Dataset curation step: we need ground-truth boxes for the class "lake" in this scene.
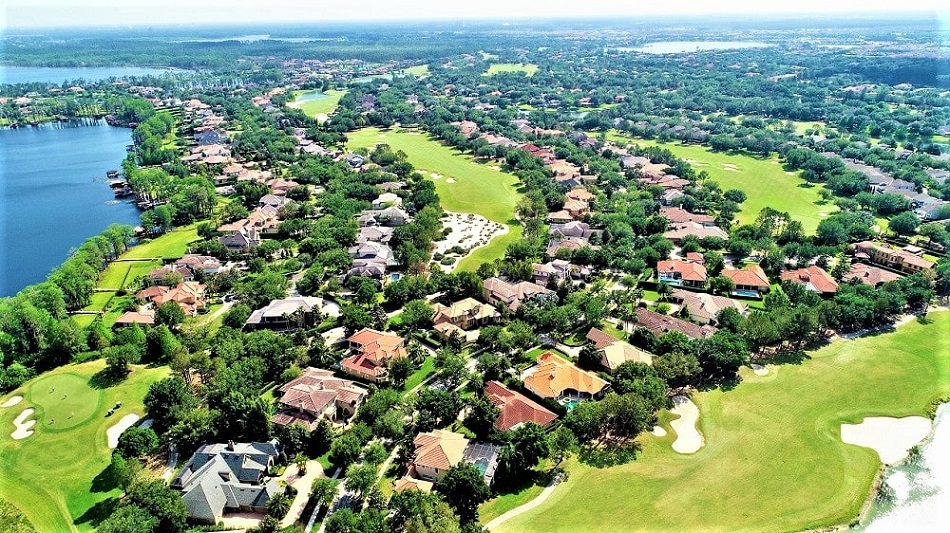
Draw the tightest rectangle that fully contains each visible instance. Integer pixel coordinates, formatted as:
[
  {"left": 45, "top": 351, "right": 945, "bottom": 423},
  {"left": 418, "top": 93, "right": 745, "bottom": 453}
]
[
  {"left": 0, "top": 121, "right": 141, "bottom": 296},
  {"left": 0, "top": 65, "right": 184, "bottom": 85},
  {"left": 620, "top": 41, "right": 770, "bottom": 54}
]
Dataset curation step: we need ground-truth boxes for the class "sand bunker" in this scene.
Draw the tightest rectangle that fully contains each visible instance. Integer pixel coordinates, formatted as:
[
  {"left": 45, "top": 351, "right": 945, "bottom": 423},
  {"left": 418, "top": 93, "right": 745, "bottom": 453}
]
[
  {"left": 445, "top": 178, "right": 456, "bottom": 183},
  {"left": 652, "top": 425, "right": 667, "bottom": 437},
  {"left": 751, "top": 364, "right": 768, "bottom": 376},
  {"left": 108, "top": 413, "right": 142, "bottom": 448},
  {"left": 840, "top": 416, "right": 932, "bottom": 465},
  {"left": 670, "top": 395, "right": 704, "bottom": 454},
  {"left": 11, "top": 408, "right": 36, "bottom": 440},
  {"left": 1, "top": 395, "right": 23, "bottom": 408},
  {"left": 429, "top": 172, "right": 442, "bottom": 180},
  {"left": 721, "top": 164, "right": 739, "bottom": 171},
  {"left": 434, "top": 212, "right": 508, "bottom": 273}
]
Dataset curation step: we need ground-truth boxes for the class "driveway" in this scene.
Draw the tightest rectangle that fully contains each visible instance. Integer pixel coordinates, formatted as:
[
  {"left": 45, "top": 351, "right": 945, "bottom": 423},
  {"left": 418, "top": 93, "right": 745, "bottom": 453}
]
[{"left": 280, "top": 460, "right": 325, "bottom": 527}]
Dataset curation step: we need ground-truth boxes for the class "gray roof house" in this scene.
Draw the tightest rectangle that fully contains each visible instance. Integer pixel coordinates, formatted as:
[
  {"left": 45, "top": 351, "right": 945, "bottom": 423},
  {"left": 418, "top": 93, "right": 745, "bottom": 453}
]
[
  {"left": 246, "top": 296, "right": 324, "bottom": 330},
  {"left": 170, "top": 441, "right": 281, "bottom": 524}
]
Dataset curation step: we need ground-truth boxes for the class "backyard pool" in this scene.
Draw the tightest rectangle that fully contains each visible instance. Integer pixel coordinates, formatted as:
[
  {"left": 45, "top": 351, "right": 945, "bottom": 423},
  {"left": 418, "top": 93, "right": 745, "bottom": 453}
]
[{"left": 732, "top": 290, "right": 761, "bottom": 298}]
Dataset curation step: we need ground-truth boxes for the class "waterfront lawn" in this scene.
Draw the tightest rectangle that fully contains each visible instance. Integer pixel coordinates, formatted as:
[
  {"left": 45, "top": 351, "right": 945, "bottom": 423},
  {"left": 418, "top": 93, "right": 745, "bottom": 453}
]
[
  {"left": 293, "top": 89, "right": 347, "bottom": 118},
  {"left": 122, "top": 225, "right": 199, "bottom": 260},
  {"left": 495, "top": 312, "right": 950, "bottom": 533},
  {"left": 82, "top": 292, "right": 115, "bottom": 313},
  {"left": 97, "top": 263, "right": 131, "bottom": 290},
  {"left": 484, "top": 63, "right": 539, "bottom": 77},
  {"left": 0, "top": 361, "right": 168, "bottom": 533},
  {"left": 604, "top": 132, "right": 837, "bottom": 233},
  {"left": 123, "top": 260, "right": 164, "bottom": 288}
]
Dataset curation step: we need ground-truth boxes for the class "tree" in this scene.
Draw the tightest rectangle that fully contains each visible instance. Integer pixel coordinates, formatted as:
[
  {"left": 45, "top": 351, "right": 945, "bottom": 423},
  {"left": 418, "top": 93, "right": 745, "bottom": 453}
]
[
  {"left": 155, "top": 301, "right": 186, "bottom": 328},
  {"left": 549, "top": 425, "right": 579, "bottom": 467},
  {"left": 708, "top": 275, "right": 735, "bottom": 295},
  {"left": 435, "top": 463, "right": 491, "bottom": 525},
  {"left": 501, "top": 422, "right": 550, "bottom": 476},
  {"left": 653, "top": 351, "right": 701, "bottom": 390},
  {"left": 266, "top": 491, "right": 292, "bottom": 519},
  {"left": 888, "top": 211, "right": 920, "bottom": 237},
  {"left": 434, "top": 349, "right": 468, "bottom": 389},
  {"left": 392, "top": 491, "right": 461, "bottom": 533},
  {"left": 126, "top": 479, "right": 188, "bottom": 533},
  {"left": 562, "top": 400, "right": 605, "bottom": 443},
  {"left": 106, "top": 344, "right": 139, "bottom": 377},
  {"left": 341, "top": 304, "right": 373, "bottom": 334},
  {"left": 400, "top": 299, "right": 434, "bottom": 332},
  {"left": 414, "top": 388, "right": 460, "bottom": 432},
  {"left": 222, "top": 304, "right": 252, "bottom": 329},
  {"left": 310, "top": 477, "right": 339, "bottom": 510},
  {"left": 325, "top": 508, "right": 360, "bottom": 533},
  {"left": 167, "top": 407, "right": 217, "bottom": 455},
  {"left": 328, "top": 433, "right": 363, "bottom": 469},
  {"left": 276, "top": 423, "right": 310, "bottom": 458},
  {"left": 115, "top": 427, "right": 160, "bottom": 459},
  {"left": 464, "top": 395, "right": 500, "bottom": 440},
  {"left": 363, "top": 441, "right": 388, "bottom": 466},
  {"left": 344, "top": 463, "right": 378, "bottom": 502},
  {"left": 97, "top": 504, "right": 158, "bottom": 533},
  {"left": 388, "top": 356, "right": 414, "bottom": 390},
  {"left": 144, "top": 377, "right": 196, "bottom": 433}
]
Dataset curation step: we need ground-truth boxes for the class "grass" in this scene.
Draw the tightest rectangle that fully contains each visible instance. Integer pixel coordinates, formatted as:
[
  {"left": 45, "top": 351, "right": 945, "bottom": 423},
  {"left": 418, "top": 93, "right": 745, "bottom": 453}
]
[
  {"left": 122, "top": 225, "right": 199, "bottom": 260},
  {"left": 398, "top": 65, "right": 429, "bottom": 76},
  {"left": 346, "top": 127, "right": 524, "bottom": 269},
  {"left": 604, "top": 131, "right": 838, "bottom": 233},
  {"left": 0, "top": 361, "right": 169, "bottom": 532},
  {"left": 291, "top": 89, "right": 348, "bottom": 118},
  {"left": 82, "top": 292, "right": 115, "bottom": 313},
  {"left": 496, "top": 311, "right": 950, "bottom": 533},
  {"left": 97, "top": 263, "right": 131, "bottom": 290},
  {"left": 484, "top": 63, "right": 539, "bottom": 77},
  {"left": 403, "top": 356, "right": 436, "bottom": 394},
  {"left": 524, "top": 347, "right": 570, "bottom": 362}
]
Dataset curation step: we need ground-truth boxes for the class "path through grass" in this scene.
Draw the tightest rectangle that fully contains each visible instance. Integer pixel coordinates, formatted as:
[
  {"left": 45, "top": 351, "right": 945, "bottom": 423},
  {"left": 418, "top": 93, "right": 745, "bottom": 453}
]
[{"left": 496, "top": 312, "right": 950, "bottom": 532}]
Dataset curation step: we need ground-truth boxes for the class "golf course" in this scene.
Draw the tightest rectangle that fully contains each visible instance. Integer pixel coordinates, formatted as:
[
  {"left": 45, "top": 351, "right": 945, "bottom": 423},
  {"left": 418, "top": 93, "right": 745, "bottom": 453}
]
[
  {"left": 495, "top": 311, "right": 950, "bottom": 533},
  {"left": 289, "top": 89, "right": 348, "bottom": 119},
  {"left": 605, "top": 131, "right": 837, "bottom": 233},
  {"left": 346, "top": 127, "right": 524, "bottom": 270},
  {"left": 484, "top": 63, "right": 539, "bottom": 77},
  {"left": 0, "top": 361, "right": 168, "bottom": 532}
]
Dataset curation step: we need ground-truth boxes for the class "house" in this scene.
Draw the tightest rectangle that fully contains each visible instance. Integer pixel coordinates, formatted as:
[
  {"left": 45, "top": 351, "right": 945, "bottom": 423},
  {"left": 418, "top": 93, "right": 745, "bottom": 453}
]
[
  {"left": 404, "top": 430, "right": 500, "bottom": 488},
  {"left": 565, "top": 188, "right": 595, "bottom": 204},
  {"left": 523, "top": 352, "right": 609, "bottom": 403},
  {"left": 851, "top": 241, "right": 935, "bottom": 274},
  {"left": 393, "top": 476, "right": 434, "bottom": 493},
  {"left": 114, "top": 310, "right": 155, "bottom": 327},
  {"left": 340, "top": 328, "right": 408, "bottom": 383},
  {"left": 634, "top": 308, "right": 717, "bottom": 340},
  {"left": 659, "top": 206, "right": 716, "bottom": 226},
  {"left": 656, "top": 259, "right": 708, "bottom": 288},
  {"left": 349, "top": 241, "right": 396, "bottom": 266},
  {"left": 531, "top": 259, "right": 591, "bottom": 286},
  {"left": 562, "top": 198, "right": 590, "bottom": 218},
  {"left": 458, "top": 120, "right": 479, "bottom": 137},
  {"left": 669, "top": 289, "right": 748, "bottom": 325},
  {"left": 258, "top": 194, "right": 291, "bottom": 210},
  {"left": 245, "top": 297, "right": 325, "bottom": 330},
  {"left": 265, "top": 178, "right": 299, "bottom": 196},
  {"left": 546, "top": 236, "right": 599, "bottom": 257},
  {"left": 546, "top": 210, "right": 575, "bottom": 224},
  {"left": 347, "top": 261, "right": 388, "bottom": 280},
  {"left": 780, "top": 266, "right": 838, "bottom": 296},
  {"left": 484, "top": 381, "right": 558, "bottom": 431},
  {"left": 585, "top": 328, "right": 654, "bottom": 372},
  {"left": 271, "top": 368, "right": 368, "bottom": 430},
  {"left": 357, "top": 226, "right": 394, "bottom": 244},
  {"left": 721, "top": 264, "right": 771, "bottom": 295},
  {"left": 375, "top": 206, "right": 410, "bottom": 227},
  {"left": 842, "top": 263, "right": 902, "bottom": 287},
  {"left": 661, "top": 189, "right": 685, "bottom": 206},
  {"left": 136, "top": 282, "right": 206, "bottom": 316},
  {"left": 148, "top": 255, "right": 221, "bottom": 283},
  {"left": 219, "top": 227, "right": 261, "bottom": 252},
  {"left": 482, "top": 277, "right": 554, "bottom": 312},
  {"left": 431, "top": 298, "right": 500, "bottom": 331},
  {"left": 170, "top": 441, "right": 281, "bottom": 524},
  {"left": 663, "top": 222, "right": 729, "bottom": 243},
  {"left": 372, "top": 192, "right": 402, "bottom": 209},
  {"left": 549, "top": 221, "right": 602, "bottom": 240}
]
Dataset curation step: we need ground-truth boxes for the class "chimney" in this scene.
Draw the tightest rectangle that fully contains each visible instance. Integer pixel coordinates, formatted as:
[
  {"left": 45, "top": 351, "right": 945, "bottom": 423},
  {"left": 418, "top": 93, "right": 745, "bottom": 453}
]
[{"left": 227, "top": 440, "right": 235, "bottom": 451}]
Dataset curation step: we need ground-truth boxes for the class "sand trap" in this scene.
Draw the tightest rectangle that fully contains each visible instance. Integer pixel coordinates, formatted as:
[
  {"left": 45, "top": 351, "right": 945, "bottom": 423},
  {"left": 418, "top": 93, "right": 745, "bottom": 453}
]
[
  {"left": 11, "top": 408, "right": 36, "bottom": 440},
  {"left": 840, "top": 416, "right": 932, "bottom": 465},
  {"left": 429, "top": 172, "right": 442, "bottom": 180},
  {"left": 652, "top": 425, "right": 667, "bottom": 437},
  {"left": 751, "top": 364, "right": 768, "bottom": 376},
  {"left": 670, "top": 395, "right": 704, "bottom": 454},
  {"left": 720, "top": 164, "right": 739, "bottom": 171},
  {"left": 433, "top": 212, "right": 508, "bottom": 272},
  {"left": 445, "top": 178, "right": 456, "bottom": 183},
  {"left": 1, "top": 395, "right": 23, "bottom": 408},
  {"left": 108, "top": 414, "right": 141, "bottom": 448}
]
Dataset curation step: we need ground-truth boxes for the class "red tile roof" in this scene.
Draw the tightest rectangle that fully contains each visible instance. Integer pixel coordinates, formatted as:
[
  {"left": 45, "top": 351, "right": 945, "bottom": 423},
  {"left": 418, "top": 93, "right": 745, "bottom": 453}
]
[
  {"left": 657, "top": 259, "right": 708, "bottom": 283},
  {"left": 485, "top": 380, "right": 558, "bottom": 431},
  {"left": 722, "top": 264, "right": 770, "bottom": 289},
  {"left": 780, "top": 266, "right": 838, "bottom": 295}
]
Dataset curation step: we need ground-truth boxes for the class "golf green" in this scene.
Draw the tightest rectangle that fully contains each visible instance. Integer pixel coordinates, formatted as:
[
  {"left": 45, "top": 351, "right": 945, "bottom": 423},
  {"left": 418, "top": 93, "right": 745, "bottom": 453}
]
[{"left": 28, "top": 373, "right": 102, "bottom": 431}]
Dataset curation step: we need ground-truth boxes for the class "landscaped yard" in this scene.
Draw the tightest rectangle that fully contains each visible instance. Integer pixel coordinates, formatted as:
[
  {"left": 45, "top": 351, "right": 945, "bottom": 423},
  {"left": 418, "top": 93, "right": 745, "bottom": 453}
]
[
  {"left": 290, "top": 89, "right": 348, "bottom": 118},
  {"left": 403, "top": 356, "right": 436, "bottom": 394},
  {"left": 484, "top": 63, "right": 539, "bottom": 77},
  {"left": 122, "top": 225, "right": 199, "bottom": 260},
  {"left": 0, "top": 361, "right": 168, "bottom": 532},
  {"left": 496, "top": 312, "right": 950, "bottom": 533},
  {"left": 604, "top": 131, "right": 837, "bottom": 233},
  {"left": 346, "top": 127, "right": 524, "bottom": 270}
]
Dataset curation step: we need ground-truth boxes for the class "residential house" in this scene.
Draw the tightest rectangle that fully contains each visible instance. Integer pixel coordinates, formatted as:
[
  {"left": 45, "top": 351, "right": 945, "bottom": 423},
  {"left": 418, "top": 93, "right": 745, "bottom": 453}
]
[
  {"left": 148, "top": 255, "right": 221, "bottom": 284},
  {"left": 721, "top": 264, "right": 771, "bottom": 296},
  {"left": 482, "top": 277, "right": 554, "bottom": 312},
  {"left": 171, "top": 441, "right": 281, "bottom": 524},
  {"left": 634, "top": 308, "right": 717, "bottom": 340},
  {"left": 245, "top": 297, "right": 325, "bottom": 330},
  {"left": 347, "top": 261, "right": 387, "bottom": 280},
  {"left": 661, "top": 189, "right": 685, "bottom": 206},
  {"left": 562, "top": 198, "right": 590, "bottom": 219},
  {"left": 219, "top": 227, "right": 261, "bottom": 253},
  {"left": 663, "top": 222, "right": 729, "bottom": 243},
  {"left": 431, "top": 297, "right": 500, "bottom": 332},
  {"left": 852, "top": 241, "right": 935, "bottom": 274},
  {"left": 531, "top": 259, "right": 591, "bottom": 287},
  {"left": 265, "top": 178, "right": 299, "bottom": 196},
  {"left": 349, "top": 241, "right": 396, "bottom": 267},
  {"left": 114, "top": 310, "right": 155, "bottom": 327},
  {"left": 375, "top": 206, "right": 410, "bottom": 227},
  {"left": 546, "top": 210, "right": 575, "bottom": 224},
  {"left": 136, "top": 282, "right": 206, "bottom": 316},
  {"left": 372, "top": 192, "right": 402, "bottom": 209},
  {"left": 659, "top": 206, "right": 716, "bottom": 226},
  {"left": 842, "top": 263, "right": 902, "bottom": 287},
  {"left": 586, "top": 328, "right": 654, "bottom": 372},
  {"left": 458, "top": 120, "right": 479, "bottom": 137},
  {"left": 656, "top": 259, "right": 708, "bottom": 289},
  {"left": 340, "top": 328, "right": 408, "bottom": 383},
  {"left": 780, "top": 266, "right": 839, "bottom": 296},
  {"left": 357, "top": 226, "right": 394, "bottom": 244},
  {"left": 484, "top": 380, "right": 558, "bottom": 431},
  {"left": 523, "top": 352, "right": 609, "bottom": 403},
  {"left": 271, "top": 368, "right": 368, "bottom": 430},
  {"left": 258, "top": 194, "right": 291, "bottom": 211},
  {"left": 402, "top": 430, "right": 500, "bottom": 489},
  {"left": 549, "top": 221, "right": 602, "bottom": 240},
  {"left": 669, "top": 289, "right": 747, "bottom": 325}
]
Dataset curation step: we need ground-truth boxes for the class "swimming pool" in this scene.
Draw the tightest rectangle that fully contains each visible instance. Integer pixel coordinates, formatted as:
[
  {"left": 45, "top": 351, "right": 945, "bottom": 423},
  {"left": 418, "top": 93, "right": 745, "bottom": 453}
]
[{"left": 732, "top": 289, "right": 760, "bottom": 298}]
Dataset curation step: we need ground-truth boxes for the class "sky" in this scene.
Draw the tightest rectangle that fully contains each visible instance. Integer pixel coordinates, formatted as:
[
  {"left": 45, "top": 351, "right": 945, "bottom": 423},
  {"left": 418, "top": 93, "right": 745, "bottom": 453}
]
[{"left": 2, "top": 0, "right": 948, "bottom": 29}]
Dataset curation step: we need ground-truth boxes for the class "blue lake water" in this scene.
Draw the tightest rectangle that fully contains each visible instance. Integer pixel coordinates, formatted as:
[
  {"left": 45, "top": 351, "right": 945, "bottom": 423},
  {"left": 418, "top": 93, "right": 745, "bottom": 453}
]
[
  {"left": 620, "top": 41, "right": 770, "bottom": 54},
  {"left": 295, "top": 90, "right": 329, "bottom": 103},
  {"left": 0, "top": 65, "right": 183, "bottom": 85},
  {"left": 0, "top": 121, "right": 141, "bottom": 296}
]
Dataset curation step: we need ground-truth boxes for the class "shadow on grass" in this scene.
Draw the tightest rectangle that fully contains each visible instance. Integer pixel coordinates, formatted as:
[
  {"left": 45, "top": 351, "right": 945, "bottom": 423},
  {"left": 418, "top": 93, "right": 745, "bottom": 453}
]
[
  {"left": 491, "top": 468, "right": 551, "bottom": 497},
  {"left": 90, "top": 462, "right": 119, "bottom": 493},
  {"left": 74, "top": 496, "right": 120, "bottom": 528},
  {"left": 578, "top": 441, "right": 641, "bottom": 468},
  {"left": 88, "top": 368, "right": 128, "bottom": 390},
  {"left": 771, "top": 349, "right": 811, "bottom": 366}
]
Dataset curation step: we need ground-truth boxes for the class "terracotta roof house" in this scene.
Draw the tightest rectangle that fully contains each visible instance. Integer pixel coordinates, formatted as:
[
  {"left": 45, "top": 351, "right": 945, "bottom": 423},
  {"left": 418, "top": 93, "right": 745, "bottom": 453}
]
[
  {"left": 484, "top": 380, "right": 558, "bottom": 432},
  {"left": 721, "top": 264, "right": 771, "bottom": 295},
  {"left": 340, "top": 328, "right": 408, "bottom": 383},
  {"left": 851, "top": 241, "right": 935, "bottom": 274},
  {"left": 843, "top": 263, "right": 902, "bottom": 287},
  {"left": 562, "top": 198, "right": 590, "bottom": 218},
  {"left": 170, "top": 441, "right": 281, "bottom": 524},
  {"left": 565, "top": 188, "right": 595, "bottom": 203},
  {"left": 265, "top": 178, "right": 299, "bottom": 196},
  {"left": 405, "top": 430, "right": 500, "bottom": 489},
  {"left": 585, "top": 328, "right": 654, "bottom": 371},
  {"left": 482, "top": 277, "right": 555, "bottom": 312},
  {"left": 657, "top": 259, "right": 708, "bottom": 289},
  {"left": 663, "top": 222, "right": 729, "bottom": 243},
  {"left": 546, "top": 210, "right": 575, "bottom": 224},
  {"left": 523, "top": 352, "right": 609, "bottom": 403},
  {"left": 546, "top": 236, "right": 599, "bottom": 258},
  {"left": 431, "top": 298, "right": 500, "bottom": 331},
  {"left": 458, "top": 120, "right": 479, "bottom": 137},
  {"left": 136, "top": 282, "right": 206, "bottom": 316},
  {"left": 659, "top": 206, "right": 716, "bottom": 226},
  {"left": 271, "top": 368, "right": 368, "bottom": 430},
  {"left": 634, "top": 308, "right": 717, "bottom": 340},
  {"left": 669, "top": 289, "right": 748, "bottom": 325},
  {"left": 781, "top": 266, "right": 839, "bottom": 296},
  {"left": 393, "top": 476, "right": 434, "bottom": 493},
  {"left": 114, "top": 310, "right": 155, "bottom": 327},
  {"left": 246, "top": 297, "right": 324, "bottom": 330},
  {"left": 148, "top": 255, "right": 222, "bottom": 284}
]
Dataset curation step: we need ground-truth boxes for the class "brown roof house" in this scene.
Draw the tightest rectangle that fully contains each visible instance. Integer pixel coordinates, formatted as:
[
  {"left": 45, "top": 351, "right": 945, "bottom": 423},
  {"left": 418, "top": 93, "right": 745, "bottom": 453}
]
[
  {"left": 585, "top": 327, "right": 654, "bottom": 372},
  {"left": 271, "top": 368, "right": 368, "bottom": 430},
  {"left": 669, "top": 289, "right": 747, "bottom": 325},
  {"left": 136, "top": 281, "right": 206, "bottom": 316},
  {"left": 398, "top": 429, "right": 500, "bottom": 492},
  {"left": 634, "top": 308, "right": 717, "bottom": 340},
  {"left": 340, "top": 328, "right": 408, "bottom": 383},
  {"left": 656, "top": 258, "right": 708, "bottom": 289},
  {"left": 843, "top": 263, "right": 902, "bottom": 287},
  {"left": 484, "top": 380, "right": 558, "bottom": 432},
  {"left": 431, "top": 298, "right": 500, "bottom": 340},
  {"left": 851, "top": 241, "right": 934, "bottom": 275},
  {"left": 721, "top": 264, "right": 771, "bottom": 296},
  {"left": 482, "top": 277, "right": 555, "bottom": 312},
  {"left": 523, "top": 352, "right": 609, "bottom": 405},
  {"left": 780, "top": 266, "right": 838, "bottom": 296},
  {"left": 245, "top": 297, "right": 325, "bottom": 330}
]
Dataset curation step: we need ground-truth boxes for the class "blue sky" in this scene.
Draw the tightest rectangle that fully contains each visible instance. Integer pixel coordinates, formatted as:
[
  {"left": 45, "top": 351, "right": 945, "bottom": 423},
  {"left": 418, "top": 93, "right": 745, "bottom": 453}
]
[{"left": 3, "top": 0, "right": 947, "bottom": 29}]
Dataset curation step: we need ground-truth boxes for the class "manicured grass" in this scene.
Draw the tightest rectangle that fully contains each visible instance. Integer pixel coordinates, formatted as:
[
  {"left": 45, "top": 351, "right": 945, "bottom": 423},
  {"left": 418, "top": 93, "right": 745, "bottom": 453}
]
[
  {"left": 496, "top": 312, "right": 950, "bottom": 533},
  {"left": 604, "top": 131, "right": 838, "bottom": 233},
  {"left": 97, "top": 263, "right": 131, "bottom": 290},
  {"left": 399, "top": 65, "right": 429, "bottom": 76},
  {"left": 484, "top": 63, "right": 539, "bottom": 77},
  {"left": 0, "top": 361, "right": 169, "bottom": 532},
  {"left": 403, "top": 356, "right": 436, "bottom": 394},
  {"left": 346, "top": 128, "right": 524, "bottom": 269},
  {"left": 124, "top": 260, "right": 163, "bottom": 288},
  {"left": 122, "top": 225, "right": 199, "bottom": 260},
  {"left": 82, "top": 292, "right": 115, "bottom": 313},
  {"left": 291, "top": 89, "right": 348, "bottom": 118},
  {"left": 524, "top": 348, "right": 570, "bottom": 362},
  {"left": 479, "top": 484, "right": 545, "bottom": 523}
]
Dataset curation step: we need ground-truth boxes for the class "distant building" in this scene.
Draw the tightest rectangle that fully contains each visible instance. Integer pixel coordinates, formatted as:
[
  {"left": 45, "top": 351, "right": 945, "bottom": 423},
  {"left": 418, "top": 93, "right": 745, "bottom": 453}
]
[
  {"left": 634, "top": 308, "right": 717, "bottom": 340},
  {"left": 482, "top": 277, "right": 554, "bottom": 312},
  {"left": 851, "top": 241, "right": 934, "bottom": 275},
  {"left": 245, "top": 297, "right": 325, "bottom": 330}
]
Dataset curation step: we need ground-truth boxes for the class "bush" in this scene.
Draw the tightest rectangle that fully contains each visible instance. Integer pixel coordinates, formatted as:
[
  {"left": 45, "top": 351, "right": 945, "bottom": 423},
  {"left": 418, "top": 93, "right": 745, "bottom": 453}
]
[{"left": 115, "top": 427, "right": 160, "bottom": 459}]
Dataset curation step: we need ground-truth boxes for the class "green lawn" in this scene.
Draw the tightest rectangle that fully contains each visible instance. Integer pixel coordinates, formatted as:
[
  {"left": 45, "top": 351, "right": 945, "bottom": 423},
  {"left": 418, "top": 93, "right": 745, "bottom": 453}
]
[
  {"left": 604, "top": 131, "right": 837, "bottom": 233},
  {"left": 399, "top": 65, "right": 429, "bottom": 76},
  {"left": 97, "top": 263, "right": 131, "bottom": 290},
  {"left": 496, "top": 312, "right": 950, "bottom": 533},
  {"left": 82, "top": 292, "right": 115, "bottom": 313},
  {"left": 403, "top": 356, "right": 436, "bottom": 394},
  {"left": 122, "top": 225, "right": 199, "bottom": 260},
  {"left": 291, "top": 89, "right": 348, "bottom": 118},
  {"left": 0, "top": 361, "right": 169, "bottom": 532},
  {"left": 346, "top": 128, "right": 524, "bottom": 269},
  {"left": 484, "top": 63, "right": 539, "bottom": 77}
]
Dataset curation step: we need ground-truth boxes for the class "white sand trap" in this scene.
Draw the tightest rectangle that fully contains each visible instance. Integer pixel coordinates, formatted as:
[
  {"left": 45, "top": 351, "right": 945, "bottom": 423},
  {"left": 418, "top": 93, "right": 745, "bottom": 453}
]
[
  {"left": 1, "top": 395, "right": 23, "bottom": 408},
  {"left": 445, "top": 178, "right": 456, "bottom": 183},
  {"left": 721, "top": 164, "right": 739, "bottom": 171},
  {"left": 652, "top": 425, "right": 667, "bottom": 437},
  {"left": 751, "top": 364, "right": 768, "bottom": 376},
  {"left": 108, "top": 414, "right": 141, "bottom": 448},
  {"left": 840, "top": 416, "right": 932, "bottom": 465},
  {"left": 670, "top": 395, "right": 704, "bottom": 454},
  {"left": 433, "top": 212, "right": 508, "bottom": 273},
  {"left": 11, "top": 408, "right": 36, "bottom": 440},
  {"left": 429, "top": 172, "right": 442, "bottom": 179}
]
